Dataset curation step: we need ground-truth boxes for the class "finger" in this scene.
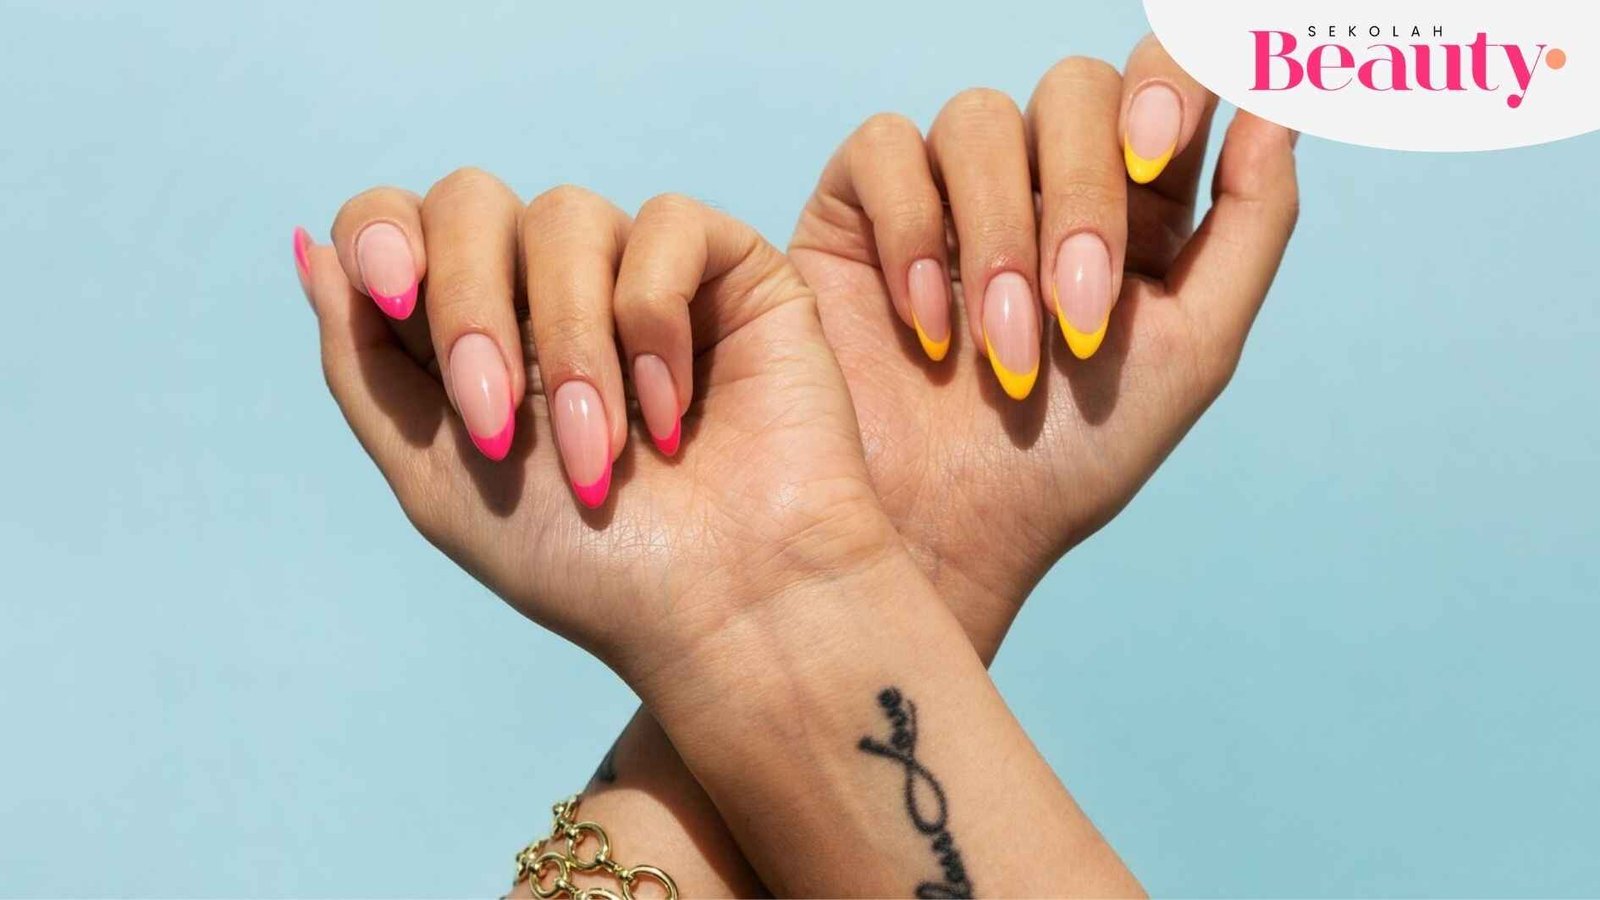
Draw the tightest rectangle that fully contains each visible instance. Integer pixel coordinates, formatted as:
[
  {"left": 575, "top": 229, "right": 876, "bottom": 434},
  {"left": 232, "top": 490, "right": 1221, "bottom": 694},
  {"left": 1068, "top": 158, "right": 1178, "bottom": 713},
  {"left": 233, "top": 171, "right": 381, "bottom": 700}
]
[
  {"left": 812, "top": 113, "right": 953, "bottom": 361},
  {"left": 419, "top": 167, "right": 525, "bottom": 462},
  {"left": 928, "top": 88, "right": 1041, "bottom": 400},
  {"left": 521, "top": 185, "right": 632, "bottom": 509},
  {"left": 1027, "top": 56, "right": 1126, "bottom": 361},
  {"left": 301, "top": 234, "right": 457, "bottom": 521},
  {"left": 613, "top": 193, "right": 790, "bottom": 458},
  {"left": 330, "top": 186, "right": 426, "bottom": 320},
  {"left": 1166, "top": 112, "right": 1299, "bottom": 376},
  {"left": 1120, "top": 33, "right": 1218, "bottom": 191}
]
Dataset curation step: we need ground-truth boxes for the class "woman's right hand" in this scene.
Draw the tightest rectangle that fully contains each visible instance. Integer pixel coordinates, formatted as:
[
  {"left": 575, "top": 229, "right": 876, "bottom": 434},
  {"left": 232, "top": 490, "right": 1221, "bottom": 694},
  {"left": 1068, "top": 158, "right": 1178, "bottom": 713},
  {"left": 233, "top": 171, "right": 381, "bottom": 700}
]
[{"left": 295, "top": 178, "right": 901, "bottom": 690}]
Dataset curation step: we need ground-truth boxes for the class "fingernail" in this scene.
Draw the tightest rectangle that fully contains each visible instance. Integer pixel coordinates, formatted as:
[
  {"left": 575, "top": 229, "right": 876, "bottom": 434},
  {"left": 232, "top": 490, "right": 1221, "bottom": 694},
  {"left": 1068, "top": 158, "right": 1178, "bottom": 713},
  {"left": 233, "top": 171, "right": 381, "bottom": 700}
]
[
  {"left": 1124, "top": 83, "right": 1182, "bottom": 184},
  {"left": 1053, "top": 233, "right": 1112, "bottom": 360},
  {"left": 355, "top": 222, "right": 418, "bottom": 319},
  {"left": 632, "top": 354, "right": 681, "bottom": 456},
  {"left": 553, "top": 380, "right": 612, "bottom": 508},
  {"left": 981, "top": 272, "right": 1040, "bottom": 401},
  {"left": 907, "top": 258, "right": 951, "bottom": 362},
  {"left": 447, "top": 332, "right": 515, "bottom": 461},
  {"left": 291, "top": 226, "right": 313, "bottom": 307}
]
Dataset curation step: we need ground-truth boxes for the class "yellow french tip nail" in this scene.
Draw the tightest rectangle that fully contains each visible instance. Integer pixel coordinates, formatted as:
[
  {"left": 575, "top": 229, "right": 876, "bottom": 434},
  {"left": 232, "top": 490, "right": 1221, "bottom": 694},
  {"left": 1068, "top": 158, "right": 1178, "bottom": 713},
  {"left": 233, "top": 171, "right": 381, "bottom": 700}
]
[
  {"left": 1058, "top": 311, "right": 1108, "bottom": 360},
  {"left": 1124, "top": 138, "right": 1174, "bottom": 185},
  {"left": 982, "top": 332, "right": 1038, "bottom": 400},
  {"left": 911, "top": 312, "right": 949, "bottom": 362}
]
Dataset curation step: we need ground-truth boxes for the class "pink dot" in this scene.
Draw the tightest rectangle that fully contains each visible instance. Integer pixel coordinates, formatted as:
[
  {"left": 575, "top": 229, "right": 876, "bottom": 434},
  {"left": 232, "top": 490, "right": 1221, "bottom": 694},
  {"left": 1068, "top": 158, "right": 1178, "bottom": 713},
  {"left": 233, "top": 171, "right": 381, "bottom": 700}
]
[{"left": 1507, "top": 94, "right": 1523, "bottom": 108}]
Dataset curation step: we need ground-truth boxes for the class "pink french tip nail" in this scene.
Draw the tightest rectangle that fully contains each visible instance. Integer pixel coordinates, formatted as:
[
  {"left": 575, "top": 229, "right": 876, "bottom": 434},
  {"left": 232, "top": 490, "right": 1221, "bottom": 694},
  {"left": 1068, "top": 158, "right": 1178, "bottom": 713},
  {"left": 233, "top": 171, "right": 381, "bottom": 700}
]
[
  {"left": 292, "top": 226, "right": 312, "bottom": 280},
  {"left": 470, "top": 410, "right": 515, "bottom": 461},
  {"left": 448, "top": 332, "right": 515, "bottom": 461},
  {"left": 652, "top": 418, "right": 681, "bottom": 457},
  {"left": 572, "top": 463, "right": 613, "bottom": 509},
  {"left": 632, "top": 353, "right": 683, "bottom": 458},
  {"left": 553, "top": 380, "right": 613, "bottom": 509},
  {"left": 355, "top": 222, "right": 419, "bottom": 320},
  {"left": 370, "top": 284, "right": 418, "bottom": 320}
]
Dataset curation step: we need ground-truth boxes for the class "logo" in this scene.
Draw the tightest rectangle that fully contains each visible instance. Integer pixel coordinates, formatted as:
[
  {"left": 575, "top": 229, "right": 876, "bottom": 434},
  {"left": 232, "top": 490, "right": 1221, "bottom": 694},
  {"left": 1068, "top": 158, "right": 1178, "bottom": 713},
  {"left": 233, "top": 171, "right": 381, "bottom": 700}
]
[
  {"left": 1144, "top": 0, "right": 1598, "bottom": 151},
  {"left": 1250, "top": 28, "right": 1565, "bottom": 109}
]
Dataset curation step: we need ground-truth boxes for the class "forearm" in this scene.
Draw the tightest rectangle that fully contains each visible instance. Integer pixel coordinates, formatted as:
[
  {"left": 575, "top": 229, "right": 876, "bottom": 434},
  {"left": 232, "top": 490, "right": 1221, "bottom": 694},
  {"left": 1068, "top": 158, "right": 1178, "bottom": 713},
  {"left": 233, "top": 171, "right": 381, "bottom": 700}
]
[
  {"left": 518, "top": 564, "right": 1034, "bottom": 897},
  {"left": 633, "top": 551, "right": 1141, "bottom": 898}
]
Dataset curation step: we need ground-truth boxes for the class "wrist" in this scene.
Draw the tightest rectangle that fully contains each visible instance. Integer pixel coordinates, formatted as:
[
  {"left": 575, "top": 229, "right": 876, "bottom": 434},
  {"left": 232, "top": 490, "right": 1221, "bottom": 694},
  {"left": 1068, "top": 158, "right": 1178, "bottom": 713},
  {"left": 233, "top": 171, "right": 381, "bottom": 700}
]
[{"left": 623, "top": 542, "right": 953, "bottom": 725}]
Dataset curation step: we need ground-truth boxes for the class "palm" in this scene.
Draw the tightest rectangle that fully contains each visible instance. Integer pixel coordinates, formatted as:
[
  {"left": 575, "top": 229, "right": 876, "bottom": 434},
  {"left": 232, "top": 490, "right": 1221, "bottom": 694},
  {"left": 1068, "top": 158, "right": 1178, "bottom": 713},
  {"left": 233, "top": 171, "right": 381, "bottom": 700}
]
[{"left": 790, "top": 194, "right": 1214, "bottom": 656}]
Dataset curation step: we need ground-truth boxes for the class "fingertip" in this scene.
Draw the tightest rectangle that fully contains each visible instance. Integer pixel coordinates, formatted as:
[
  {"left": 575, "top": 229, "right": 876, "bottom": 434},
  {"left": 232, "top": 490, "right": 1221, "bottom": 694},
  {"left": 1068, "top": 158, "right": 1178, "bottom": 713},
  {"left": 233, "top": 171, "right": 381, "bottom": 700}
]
[
  {"left": 907, "top": 258, "right": 952, "bottom": 362},
  {"left": 1123, "top": 82, "right": 1181, "bottom": 184},
  {"left": 652, "top": 417, "right": 681, "bottom": 457},
  {"left": 469, "top": 406, "right": 516, "bottom": 462},
  {"left": 1059, "top": 314, "right": 1108, "bottom": 360},
  {"left": 573, "top": 463, "right": 613, "bottom": 509},
  {"left": 354, "top": 221, "right": 421, "bottom": 320},
  {"left": 632, "top": 353, "right": 684, "bottom": 457}
]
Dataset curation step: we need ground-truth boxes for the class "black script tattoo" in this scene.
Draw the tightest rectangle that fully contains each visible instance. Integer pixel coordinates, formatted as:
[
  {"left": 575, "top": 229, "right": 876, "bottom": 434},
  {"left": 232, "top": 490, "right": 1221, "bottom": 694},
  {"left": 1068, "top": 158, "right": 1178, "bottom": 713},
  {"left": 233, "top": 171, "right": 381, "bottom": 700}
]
[{"left": 858, "top": 687, "right": 974, "bottom": 899}]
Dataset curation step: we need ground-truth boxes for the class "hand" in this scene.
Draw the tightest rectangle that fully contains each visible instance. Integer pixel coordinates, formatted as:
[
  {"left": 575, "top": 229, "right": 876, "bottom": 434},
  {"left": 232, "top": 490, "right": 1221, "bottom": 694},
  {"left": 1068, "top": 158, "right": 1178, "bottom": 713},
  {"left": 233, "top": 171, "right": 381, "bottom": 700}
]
[
  {"left": 789, "top": 37, "right": 1300, "bottom": 653},
  {"left": 296, "top": 177, "right": 899, "bottom": 683}
]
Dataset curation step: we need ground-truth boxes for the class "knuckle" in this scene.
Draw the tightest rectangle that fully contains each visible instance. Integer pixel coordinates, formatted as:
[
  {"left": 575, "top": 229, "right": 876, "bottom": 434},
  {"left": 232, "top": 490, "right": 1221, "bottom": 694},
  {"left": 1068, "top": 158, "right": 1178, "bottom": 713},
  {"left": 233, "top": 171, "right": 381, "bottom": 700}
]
[
  {"left": 522, "top": 183, "right": 610, "bottom": 238},
  {"left": 1038, "top": 55, "right": 1121, "bottom": 95},
  {"left": 527, "top": 183, "right": 599, "bottom": 218},
  {"left": 855, "top": 112, "right": 920, "bottom": 149},
  {"left": 944, "top": 86, "right": 1021, "bottom": 122},
  {"left": 637, "top": 191, "right": 700, "bottom": 223},
  {"left": 430, "top": 165, "right": 502, "bottom": 201}
]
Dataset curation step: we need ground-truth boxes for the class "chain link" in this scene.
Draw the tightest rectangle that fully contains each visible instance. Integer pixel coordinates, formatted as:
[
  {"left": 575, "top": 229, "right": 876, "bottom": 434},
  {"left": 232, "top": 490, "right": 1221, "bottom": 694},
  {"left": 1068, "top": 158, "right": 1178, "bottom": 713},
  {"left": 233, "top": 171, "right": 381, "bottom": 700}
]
[{"left": 513, "top": 795, "right": 679, "bottom": 900}]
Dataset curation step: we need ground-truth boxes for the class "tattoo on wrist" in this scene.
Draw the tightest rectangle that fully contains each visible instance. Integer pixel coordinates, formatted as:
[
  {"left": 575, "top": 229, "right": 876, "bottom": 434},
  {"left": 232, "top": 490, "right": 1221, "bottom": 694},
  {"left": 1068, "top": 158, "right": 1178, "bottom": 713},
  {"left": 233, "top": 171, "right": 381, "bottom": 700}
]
[{"left": 858, "top": 687, "right": 973, "bottom": 899}]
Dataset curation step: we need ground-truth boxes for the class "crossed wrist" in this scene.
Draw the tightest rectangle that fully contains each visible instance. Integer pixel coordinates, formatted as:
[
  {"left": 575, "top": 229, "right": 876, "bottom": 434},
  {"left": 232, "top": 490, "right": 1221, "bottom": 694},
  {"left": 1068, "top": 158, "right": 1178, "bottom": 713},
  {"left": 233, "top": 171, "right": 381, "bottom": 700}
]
[{"left": 620, "top": 541, "right": 947, "bottom": 719}]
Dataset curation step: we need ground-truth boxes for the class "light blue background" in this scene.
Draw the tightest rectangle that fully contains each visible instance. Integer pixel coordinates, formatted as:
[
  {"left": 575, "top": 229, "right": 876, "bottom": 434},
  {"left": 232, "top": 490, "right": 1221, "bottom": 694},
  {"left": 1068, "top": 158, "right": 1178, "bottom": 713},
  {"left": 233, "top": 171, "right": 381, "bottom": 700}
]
[{"left": 1, "top": 0, "right": 1596, "bottom": 895}]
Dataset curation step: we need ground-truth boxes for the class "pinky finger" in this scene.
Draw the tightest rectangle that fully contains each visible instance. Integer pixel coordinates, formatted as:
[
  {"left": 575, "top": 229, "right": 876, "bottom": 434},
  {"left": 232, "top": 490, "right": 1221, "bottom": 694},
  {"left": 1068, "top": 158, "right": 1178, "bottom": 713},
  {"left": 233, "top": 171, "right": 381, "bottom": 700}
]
[{"left": 1167, "top": 112, "right": 1299, "bottom": 377}]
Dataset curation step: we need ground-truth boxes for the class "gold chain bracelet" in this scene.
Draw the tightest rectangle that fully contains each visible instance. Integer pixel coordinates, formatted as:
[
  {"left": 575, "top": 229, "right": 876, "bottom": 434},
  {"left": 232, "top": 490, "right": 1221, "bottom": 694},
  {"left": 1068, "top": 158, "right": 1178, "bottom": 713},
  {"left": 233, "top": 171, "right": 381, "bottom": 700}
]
[{"left": 512, "top": 795, "right": 679, "bottom": 900}]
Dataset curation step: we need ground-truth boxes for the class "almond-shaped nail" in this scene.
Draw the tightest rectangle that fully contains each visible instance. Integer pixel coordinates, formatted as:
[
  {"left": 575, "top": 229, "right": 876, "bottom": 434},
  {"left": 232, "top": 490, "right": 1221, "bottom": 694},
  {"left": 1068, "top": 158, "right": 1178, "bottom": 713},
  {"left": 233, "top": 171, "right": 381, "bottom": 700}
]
[
  {"left": 981, "top": 272, "right": 1040, "bottom": 401},
  {"left": 292, "top": 226, "right": 313, "bottom": 306},
  {"left": 1124, "top": 83, "right": 1182, "bottom": 184},
  {"left": 1053, "top": 233, "right": 1112, "bottom": 360},
  {"left": 632, "top": 354, "right": 682, "bottom": 456},
  {"left": 553, "top": 380, "right": 612, "bottom": 508},
  {"left": 907, "top": 258, "right": 951, "bottom": 362},
  {"left": 448, "top": 332, "right": 515, "bottom": 461},
  {"left": 355, "top": 222, "right": 418, "bottom": 319}
]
